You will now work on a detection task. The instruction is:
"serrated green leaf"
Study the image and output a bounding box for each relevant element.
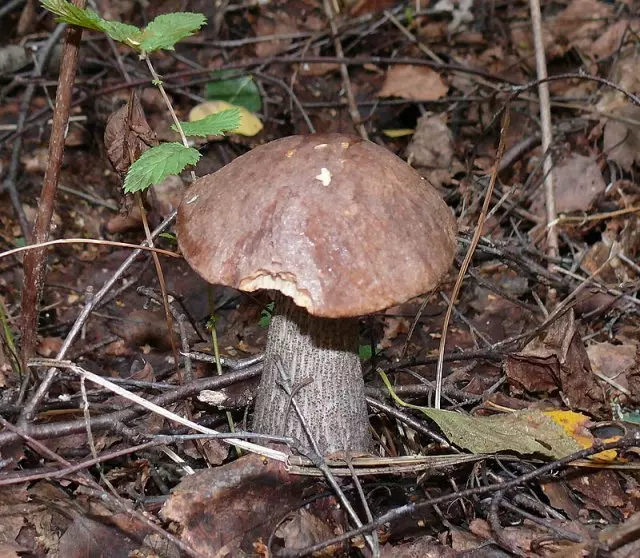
[41,0,105,30]
[206,71,262,113]
[139,12,206,53]
[174,109,240,138]
[100,20,143,45]
[40,0,142,47]
[123,143,200,194]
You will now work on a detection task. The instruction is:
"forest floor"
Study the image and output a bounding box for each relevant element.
[1,0,640,556]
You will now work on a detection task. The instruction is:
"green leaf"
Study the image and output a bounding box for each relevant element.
[378,370,582,459]
[206,315,218,331]
[40,0,142,47]
[139,12,206,53]
[40,0,105,31]
[259,302,275,329]
[359,345,373,360]
[205,71,262,113]
[174,108,240,138]
[123,143,200,194]
[99,20,143,46]
[159,232,177,242]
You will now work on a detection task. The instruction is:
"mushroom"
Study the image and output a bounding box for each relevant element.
[177,133,456,455]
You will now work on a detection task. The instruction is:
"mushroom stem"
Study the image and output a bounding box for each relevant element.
[252,294,371,455]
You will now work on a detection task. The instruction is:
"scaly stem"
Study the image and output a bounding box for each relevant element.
[253,295,370,455]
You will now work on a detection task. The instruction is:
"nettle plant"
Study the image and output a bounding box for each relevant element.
[41,0,241,194]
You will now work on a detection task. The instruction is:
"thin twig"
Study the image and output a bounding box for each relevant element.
[0,416,203,558]
[528,0,558,260]
[18,212,177,423]
[280,433,640,557]
[0,24,67,239]
[0,237,180,261]
[323,0,368,139]
[28,358,289,461]
[434,108,511,408]
[0,360,263,447]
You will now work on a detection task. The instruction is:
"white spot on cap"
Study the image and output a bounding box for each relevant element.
[341,142,349,149]
[286,149,296,158]
[186,194,199,204]
[314,143,328,150]
[315,167,332,186]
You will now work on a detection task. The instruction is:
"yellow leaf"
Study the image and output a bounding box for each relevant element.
[189,100,263,137]
[382,128,415,138]
[544,410,620,462]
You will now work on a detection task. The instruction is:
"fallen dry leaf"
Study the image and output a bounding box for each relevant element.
[587,342,637,393]
[568,469,626,508]
[254,13,299,58]
[0,486,28,552]
[406,113,453,169]
[470,516,592,555]
[545,410,620,461]
[589,19,640,60]
[161,454,314,556]
[148,174,184,217]
[377,65,448,101]
[104,90,158,180]
[597,55,640,114]
[554,153,606,213]
[347,0,397,17]
[603,105,640,171]
[276,508,344,556]
[36,336,63,358]
[58,516,139,558]
[505,310,607,416]
[549,0,613,57]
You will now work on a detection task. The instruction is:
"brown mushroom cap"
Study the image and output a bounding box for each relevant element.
[177,133,457,318]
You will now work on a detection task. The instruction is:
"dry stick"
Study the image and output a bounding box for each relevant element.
[282,434,640,558]
[0,360,262,447]
[323,0,368,140]
[0,55,517,148]
[0,432,294,487]
[0,237,179,261]
[434,108,511,409]
[529,0,558,261]
[138,286,193,380]
[384,9,441,63]
[18,212,176,423]
[11,61,640,150]
[29,358,288,461]
[0,417,203,558]
[20,0,86,368]
[0,24,67,240]
[135,195,180,368]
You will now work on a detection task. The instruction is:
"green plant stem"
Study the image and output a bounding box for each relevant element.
[0,299,21,376]
[142,55,196,182]
[207,287,239,451]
